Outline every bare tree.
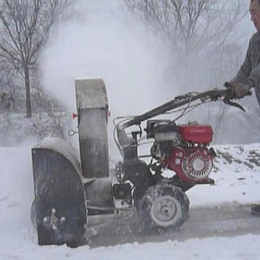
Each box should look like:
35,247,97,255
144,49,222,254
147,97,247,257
0,0,75,118
124,0,246,58
124,0,249,143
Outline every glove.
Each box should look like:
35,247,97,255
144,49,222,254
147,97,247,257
224,82,251,99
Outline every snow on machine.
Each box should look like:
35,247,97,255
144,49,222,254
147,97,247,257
31,79,249,246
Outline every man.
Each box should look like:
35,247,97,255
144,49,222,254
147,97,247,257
228,0,260,103
227,0,260,215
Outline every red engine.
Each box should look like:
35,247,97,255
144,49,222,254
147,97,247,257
164,146,214,182
149,121,215,183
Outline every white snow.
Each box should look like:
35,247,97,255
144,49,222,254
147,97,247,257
0,142,260,260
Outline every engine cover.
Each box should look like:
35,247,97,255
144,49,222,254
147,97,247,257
164,147,214,183
178,124,213,144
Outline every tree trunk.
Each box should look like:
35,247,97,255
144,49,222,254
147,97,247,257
24,64,32,118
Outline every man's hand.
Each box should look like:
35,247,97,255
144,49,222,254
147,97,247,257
224,82,251,99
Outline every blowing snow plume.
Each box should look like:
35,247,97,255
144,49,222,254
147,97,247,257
40,0,258,148
40,0,171,117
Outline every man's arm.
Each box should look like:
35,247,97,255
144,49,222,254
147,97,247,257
231,39,254,88
248,61,260,89
227,37,256,99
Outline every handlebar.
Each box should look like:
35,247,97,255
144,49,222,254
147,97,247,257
119,87,249,130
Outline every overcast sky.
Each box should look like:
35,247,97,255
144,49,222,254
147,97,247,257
40,0,255,118
40,0,172,118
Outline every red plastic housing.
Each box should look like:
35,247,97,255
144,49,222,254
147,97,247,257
164,146,213,183
178,125,213,144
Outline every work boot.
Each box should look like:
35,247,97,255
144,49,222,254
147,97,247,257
251,204,260,216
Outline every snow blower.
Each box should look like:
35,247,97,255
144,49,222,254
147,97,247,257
31,79,250,246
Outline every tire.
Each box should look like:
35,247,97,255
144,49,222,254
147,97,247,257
139,183,189,231
31,139,87,247
35,182,87,247
36,198,87,247
35,170,87,246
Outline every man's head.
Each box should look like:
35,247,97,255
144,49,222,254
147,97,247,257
250,0,260,31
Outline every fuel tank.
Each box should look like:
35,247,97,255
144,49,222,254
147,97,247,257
178,124,213,144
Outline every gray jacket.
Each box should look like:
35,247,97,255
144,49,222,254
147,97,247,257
232,32,260,106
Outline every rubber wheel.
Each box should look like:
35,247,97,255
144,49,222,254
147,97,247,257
35,170,87,246
139,183,189,231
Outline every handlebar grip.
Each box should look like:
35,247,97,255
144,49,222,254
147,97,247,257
224,82,252,97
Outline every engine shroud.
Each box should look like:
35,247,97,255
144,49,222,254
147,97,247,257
178,124,213,144
164,147,214,183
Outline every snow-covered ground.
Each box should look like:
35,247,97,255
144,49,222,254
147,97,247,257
0,142,260,260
